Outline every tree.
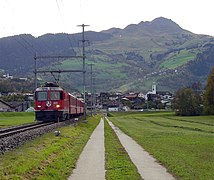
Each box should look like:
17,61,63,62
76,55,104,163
121,98,132,108
172,88,202,116
204,67,214,114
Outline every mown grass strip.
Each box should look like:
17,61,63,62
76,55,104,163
165,116,214,126
148,119,214,134
0,115,100,179
109,112,214,179
0,112,35,128
104,118,142,180
133,117,214,134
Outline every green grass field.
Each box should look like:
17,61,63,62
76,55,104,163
109,112,214,179
0,112,35,128
104,119,141,179
0,115,100,179
160,50,196,69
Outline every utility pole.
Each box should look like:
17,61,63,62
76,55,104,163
88,64,94,116
93,76,96,114
34,54,37,89
78,24,89,122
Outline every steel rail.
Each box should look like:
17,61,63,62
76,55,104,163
0,122,54,138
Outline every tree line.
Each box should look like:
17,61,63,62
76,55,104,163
172,67,214,116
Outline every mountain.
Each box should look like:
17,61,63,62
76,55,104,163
0,17,213,93
0,32,112,74
104,17,186,35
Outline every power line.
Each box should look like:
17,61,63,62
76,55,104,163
18,35,42,55
55,0,78,54
13,37,34,55
3,1,42,55
35,55,83,59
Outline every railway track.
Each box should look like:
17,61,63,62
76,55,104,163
0,119,76,154
0,122,54,139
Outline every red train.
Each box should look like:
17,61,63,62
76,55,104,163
34,82,84,122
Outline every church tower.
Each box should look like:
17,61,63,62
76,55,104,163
152,84,156,94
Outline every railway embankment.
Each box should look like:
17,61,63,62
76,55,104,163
0,121,73,154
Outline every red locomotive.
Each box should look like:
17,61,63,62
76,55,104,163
34,82,84,122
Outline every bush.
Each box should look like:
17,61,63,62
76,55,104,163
172,88,203,116
204,67,214,115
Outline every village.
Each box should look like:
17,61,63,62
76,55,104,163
0,82,173,113
86,84,173,112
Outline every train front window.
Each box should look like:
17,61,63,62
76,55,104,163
50,91,61,100
36,92,47,101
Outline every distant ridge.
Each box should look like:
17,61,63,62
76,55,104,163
103,17,190,35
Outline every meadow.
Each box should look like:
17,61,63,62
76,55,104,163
160,50,196,69
0,112,35,128
109,112,214,179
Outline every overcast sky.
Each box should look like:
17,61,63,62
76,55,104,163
0,0,213,38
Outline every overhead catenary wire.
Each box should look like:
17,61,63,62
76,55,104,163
2,1,95,109
55,0,73,48
4,0,81,58
4,1,96,92
13,37,35,55
2,1,43,56
55,0,81,55
18,35,43,55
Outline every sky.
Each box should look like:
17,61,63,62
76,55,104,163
0,0,213,38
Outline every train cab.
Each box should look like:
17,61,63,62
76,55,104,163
34,83,69,121
34,82,84,122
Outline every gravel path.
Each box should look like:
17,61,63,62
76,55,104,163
68,117,175,180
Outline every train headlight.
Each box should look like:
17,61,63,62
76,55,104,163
37,105,41,108
56,104,60,108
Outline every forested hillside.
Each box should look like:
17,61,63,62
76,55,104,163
0,17,213,92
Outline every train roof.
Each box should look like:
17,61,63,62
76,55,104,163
44,82,59,87
35,86,63,91
68,92,77,99
35,82,63,91
78,98,84,102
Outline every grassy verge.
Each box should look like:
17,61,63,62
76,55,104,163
109,112,214,179
0,112,35,128
104,118,142,180
0,115,100,179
